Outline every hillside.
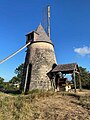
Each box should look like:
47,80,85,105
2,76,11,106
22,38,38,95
0,90,90,120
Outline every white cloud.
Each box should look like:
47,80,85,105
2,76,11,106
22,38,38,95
74,46,90,56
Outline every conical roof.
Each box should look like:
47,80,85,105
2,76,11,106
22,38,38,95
35,24,53,44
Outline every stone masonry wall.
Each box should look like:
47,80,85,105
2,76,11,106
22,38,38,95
29,42,56,90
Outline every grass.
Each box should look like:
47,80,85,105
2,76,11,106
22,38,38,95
0,90,90,120
78,94,90,110
0,90,55,120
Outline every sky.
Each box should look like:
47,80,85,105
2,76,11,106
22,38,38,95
0,0,90,81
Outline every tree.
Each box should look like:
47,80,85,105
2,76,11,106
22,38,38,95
15,63,24,82
76,66,90,89
9,64,24,84
9,76,20,84
0,77,4,85
0,77,4,88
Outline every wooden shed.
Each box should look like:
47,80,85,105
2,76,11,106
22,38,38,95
47,63,82,92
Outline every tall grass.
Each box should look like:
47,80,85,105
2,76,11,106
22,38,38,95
0,90,55,120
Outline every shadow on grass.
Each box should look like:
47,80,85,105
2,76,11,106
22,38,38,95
2,89,22,95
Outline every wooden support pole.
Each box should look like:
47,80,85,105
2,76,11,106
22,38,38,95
24,64,29,93
73,71,77,92
52,76,55,91
79,73,82,91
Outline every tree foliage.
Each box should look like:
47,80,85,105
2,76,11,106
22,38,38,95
0,77,4,84
9,64,24,84
9,76,20,84
15,64,24,78
0,77,4,89
76,66,90,89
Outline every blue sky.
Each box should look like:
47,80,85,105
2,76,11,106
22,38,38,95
0,0,90,81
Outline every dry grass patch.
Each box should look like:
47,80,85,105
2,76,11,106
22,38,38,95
0,90,90,120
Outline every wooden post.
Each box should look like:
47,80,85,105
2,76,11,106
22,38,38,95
24,64,29,93
73,71,76,92
52,76,55,91
79,73,82,91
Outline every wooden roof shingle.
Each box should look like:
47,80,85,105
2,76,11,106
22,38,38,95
52,63,79,73
35,24,53,44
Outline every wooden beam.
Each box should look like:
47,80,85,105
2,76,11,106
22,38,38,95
74,71,79,74
78,73,82,91
73,71,77,92
24,64,29,93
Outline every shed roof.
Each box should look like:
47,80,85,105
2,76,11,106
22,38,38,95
52,63,79,74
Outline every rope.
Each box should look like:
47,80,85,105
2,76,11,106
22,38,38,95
0,42,31,65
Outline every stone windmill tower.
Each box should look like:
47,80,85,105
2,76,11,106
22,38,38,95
20,6,56,93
